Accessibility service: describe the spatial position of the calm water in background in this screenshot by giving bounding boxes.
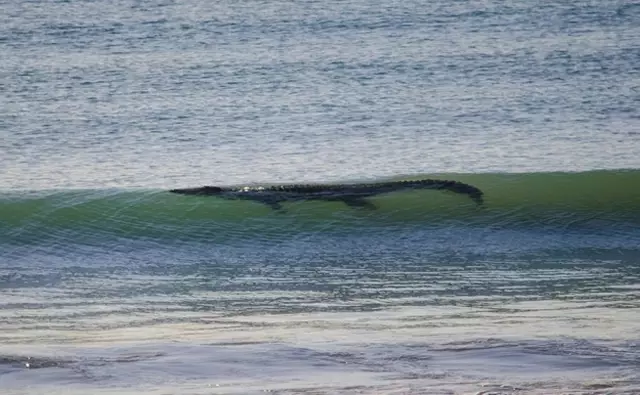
[2,0,640,394]
[2,0,639,188]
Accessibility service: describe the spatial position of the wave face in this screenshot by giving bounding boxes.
[1,170,639,247]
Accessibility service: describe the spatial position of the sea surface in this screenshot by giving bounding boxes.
[1,0,640,394]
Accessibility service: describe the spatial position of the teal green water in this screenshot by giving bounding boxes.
[2,170,639,245]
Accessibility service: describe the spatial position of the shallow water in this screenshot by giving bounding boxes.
[1,0,640,394]
[2,246,640,394]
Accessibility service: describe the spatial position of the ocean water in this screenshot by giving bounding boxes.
[1,0,640,394]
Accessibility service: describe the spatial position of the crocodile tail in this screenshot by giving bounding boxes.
[410,179,484,205]
[441,180,484,204]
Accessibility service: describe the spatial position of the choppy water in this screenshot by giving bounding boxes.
[1,0,640,394]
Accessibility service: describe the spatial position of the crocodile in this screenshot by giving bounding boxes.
[169,179,484,210]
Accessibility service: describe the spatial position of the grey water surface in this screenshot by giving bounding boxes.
[1,0,640,394]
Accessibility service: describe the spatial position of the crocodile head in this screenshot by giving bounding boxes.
[169,186,224,196]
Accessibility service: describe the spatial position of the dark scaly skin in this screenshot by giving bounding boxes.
[169,179,484,210]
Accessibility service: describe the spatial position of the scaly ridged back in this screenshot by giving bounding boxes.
[225,179,484,204]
